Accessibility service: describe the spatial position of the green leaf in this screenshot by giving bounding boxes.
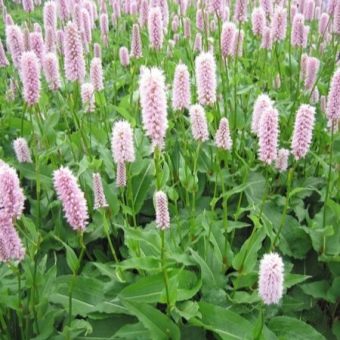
[114,322,150,339]
[54,236,79,273]
[121,300,180,340]
[119,273,165,303]
[232,227,266,273]
[49,276,105,317]
[268,316,326,340]
[190,302,253,340]
[131,162,153,214]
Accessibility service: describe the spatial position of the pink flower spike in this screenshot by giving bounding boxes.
[29,31,45,62]
[81,83,95,113]
[258,252,284,305]
[148,6,163,50]
[155,191,170,230]
[291,104,315,160]
[221,21,236,57]
[258,107,279,165]
[139,67,168,150]
[20,51,41,106]
[172,63,191,111]
[189,104,209,142]
[131,24,143,59]
[116,162,126,188]
[43,52,61,91]
[6,25,23,68]
[234,0,248,22]
[291,13,306,47]
[90,57,104,91]
[22,0,34,13]
[271,7,287,42]
[304,57,320,91]
[251,94,273,135]
[195,52,217,106]
[13,138,32,163]
[111,120,135,164]
[252,7,266,36]
[0,163,25,220]
[215,117,232,151]
[0,217,25,263]
[43,1,57,31]
[92,173,108,209]
[275,148,289,172]
[53,166,89,231]
[261,26,272,49]
[326,68,340,126]
[119,46,130,67]
[64,21,85,83]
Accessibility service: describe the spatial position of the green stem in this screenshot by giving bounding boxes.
[154,147,162,190]
[191,143,201,221]
[68,232,86,327]
[161,230,171,313]
[102,210,119,262]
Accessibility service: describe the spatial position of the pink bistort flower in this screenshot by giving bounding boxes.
[53,166,89,231]
[189,104,209,142]
[252,7,266,36]
[6,25,23,68]
[195,52,217,106]
[291,104,315,160]
[43,52,61,91]
[92,173,108,209]
[215,117,232,150]
[326,68,340,126]
[275,148,289,172]
[258,107,279,164]
[90,57,104,91]
[111,120,135,164]
[172,63,191,111]
[20,51,41,106]
[13,138,32,163]
[64,21,85,82]
[139,67,168,149]
[0,163,25,220]
[258,252,284,305]
[148,6,163,50]
[251,94,273,135]
[155,191,170,230]
[221,21,236,57]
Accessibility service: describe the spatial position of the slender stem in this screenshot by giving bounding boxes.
[154,147,171,313]
[68,232,86,327]
[15,265,24,339]
[272,165,295,250]
[154,147,162,190]
[274,43,282,82]
[31,242,40,334]
[191,143,201,222]
[219,151,229,265]
[259,168,270,221]
[322,125,335,253]
[102,210,119,262]
[161,230,171,313]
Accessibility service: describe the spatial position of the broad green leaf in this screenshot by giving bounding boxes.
[121,300,180,340]
[190,302,253,340]
[268,316,325,340]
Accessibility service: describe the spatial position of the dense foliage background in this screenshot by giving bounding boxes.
[0,0,339,339]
